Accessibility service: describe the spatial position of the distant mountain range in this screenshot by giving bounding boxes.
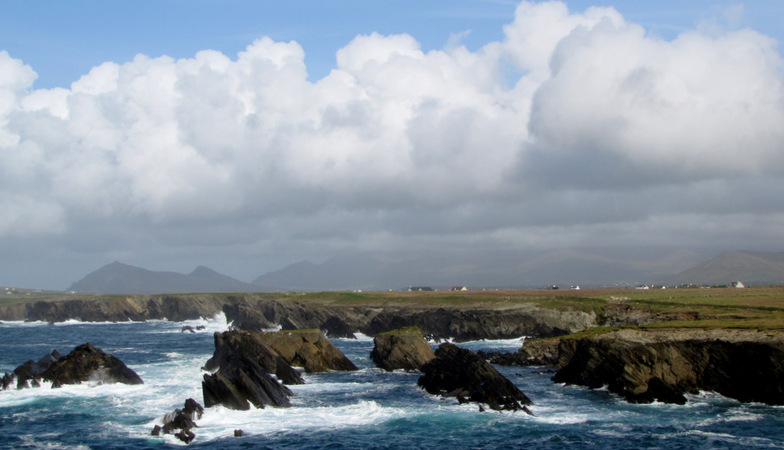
[67,247,782,295]
[658,251,784,286]
[68,262,258,294]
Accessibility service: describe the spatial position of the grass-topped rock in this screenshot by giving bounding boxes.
[370,326,435,371]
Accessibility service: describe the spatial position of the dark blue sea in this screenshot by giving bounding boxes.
[1,316,782,449]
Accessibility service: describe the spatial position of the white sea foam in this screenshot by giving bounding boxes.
[351,332,374,342]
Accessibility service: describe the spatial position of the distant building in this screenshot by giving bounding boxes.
[408,286,433,292]
[451,286,468,291]
[731,281,746,288]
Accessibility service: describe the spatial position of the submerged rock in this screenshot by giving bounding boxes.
[418,343,533,413]
[370,327,435,371]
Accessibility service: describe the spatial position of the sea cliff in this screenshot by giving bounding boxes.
[0,292,597,340]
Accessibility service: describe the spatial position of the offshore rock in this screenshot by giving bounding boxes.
[552,328,784,405]
[152,398,204,444]
[258,329,358,373]
[42,343,143,387]
[202,355,293,410]
[204,331,303,385]
[370,327,435,371]
[418,343,533,413]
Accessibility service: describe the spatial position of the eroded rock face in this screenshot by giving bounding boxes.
[223,303,274,331]
[370,327,435,371]
[362,307,595,342]
[552,328,784,405]
[418,343,533,413]
[320,316,356,339]
[259,329,358,373]
[43,344,143,387]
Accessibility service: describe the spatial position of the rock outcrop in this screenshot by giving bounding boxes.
[552,328,784,405]
[370,327,435,371]
[204,331,303,385]
[257,329,358,373]
[2,344,142,389]
[202,354,293,410]
[151,398,204,444]
[418,343,533,413]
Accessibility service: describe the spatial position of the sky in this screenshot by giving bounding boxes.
[1,0,783,289]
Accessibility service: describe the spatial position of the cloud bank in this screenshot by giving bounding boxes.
[1,1,783,287]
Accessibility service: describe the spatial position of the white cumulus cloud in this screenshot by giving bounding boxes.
[0,1,782,287]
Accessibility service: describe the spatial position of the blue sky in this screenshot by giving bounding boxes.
[4,1,783,89]
[1,1,783,289]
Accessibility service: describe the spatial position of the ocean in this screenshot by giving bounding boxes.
[1,316,782,449]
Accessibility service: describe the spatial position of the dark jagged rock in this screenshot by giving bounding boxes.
[153,398,205,443]
[418,343,533,413]
[204,331,303,385]
[2,372,14,390]
[10,350,62,389]
[202,354,293,410]
[370,327,435,371]
[182,325,196,333]
[1,345,140,389]
[259,329,358,373]
[42,343,143,387]
[278,316,301,331]
[552,328,784,405]
[320,316,356,339]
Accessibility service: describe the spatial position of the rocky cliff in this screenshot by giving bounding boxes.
[535,328,784,405]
